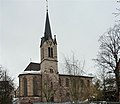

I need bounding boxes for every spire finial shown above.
[46,0,48,12]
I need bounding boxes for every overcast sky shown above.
[0,0,118,85]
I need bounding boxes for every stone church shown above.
[18,7,93,104]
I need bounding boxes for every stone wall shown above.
[19,74,42,103]
[18,73,93,103]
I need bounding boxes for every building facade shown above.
[18,10,93,104]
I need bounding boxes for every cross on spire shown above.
[44,0,52,41]
[46,0,48,12]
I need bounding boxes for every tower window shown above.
[48,47,53,58]
[48,47,51,57]
[51,48,53,57]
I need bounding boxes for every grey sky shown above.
[0,0,118,85]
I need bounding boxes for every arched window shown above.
[48,47,51,57]
[48,47,53,58]
[23,78,27,96]
[51,48,53,57]
[66,78,69,87]
[33,77,38,96]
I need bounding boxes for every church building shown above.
[18,4,93,104]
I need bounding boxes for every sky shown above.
[0,0,118,85]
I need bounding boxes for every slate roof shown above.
[40,11,53,47]
[44,11,52,40]
[24,62,40,71]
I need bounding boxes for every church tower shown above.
[40,6,59,102]
[40,8,58,75]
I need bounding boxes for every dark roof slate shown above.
[40,11,53,47]
[24,62,40,71]
[44,11,52,40]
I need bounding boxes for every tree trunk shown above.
[115,61,120,102]
[115,72,119,101]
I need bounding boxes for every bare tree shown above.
[42,73,58,102]
[64,54,93,102]
[92,77,103,101]
[64,54,85,76]
[94,24,120,101]
[0,65,15,104]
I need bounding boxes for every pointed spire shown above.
[44,0,52,41]
[54,35,57,45]
[40,0,53,47]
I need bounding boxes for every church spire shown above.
[40,0,53,47]
[44,0,52,41]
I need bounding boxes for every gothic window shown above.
[48,47,51,57]
[33,77,38,96]
[66,78,69,87]
[51,48,53,57]
[48,47,53,58]
[23,78,27,96]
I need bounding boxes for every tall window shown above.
[66,78,69,87]
[23,78,27,96]
[48,47,51,57]
[48,47,53,58]
[51,48,53,57]
[33,77,38,96]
